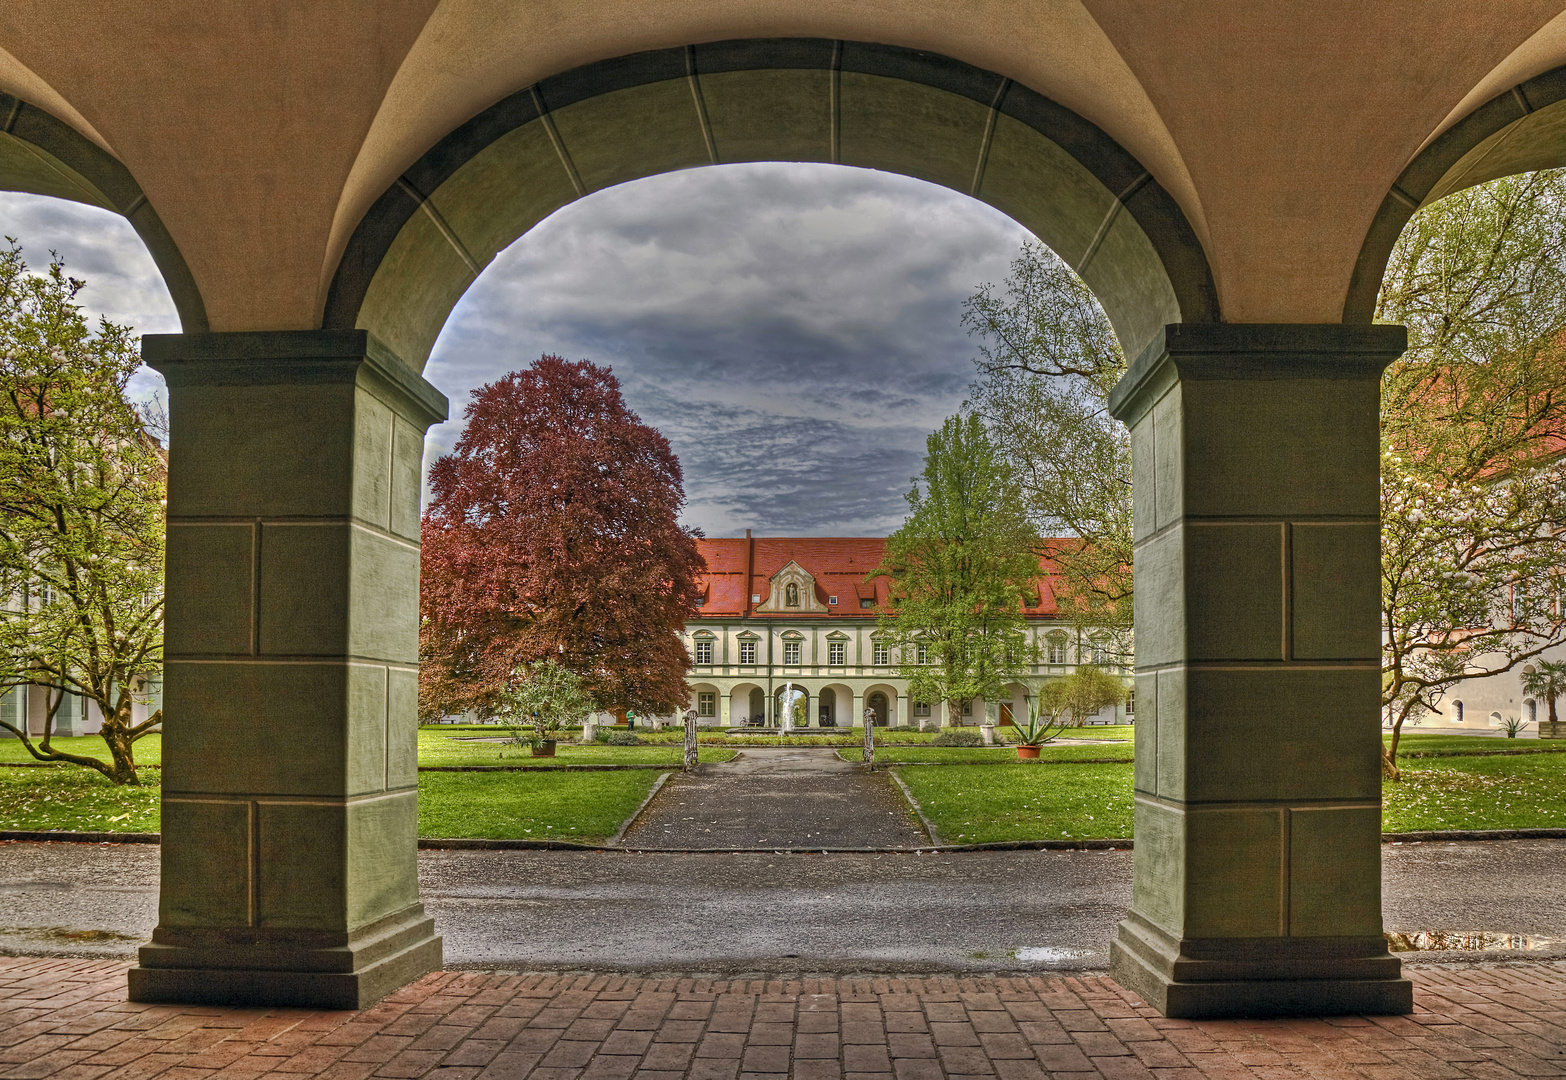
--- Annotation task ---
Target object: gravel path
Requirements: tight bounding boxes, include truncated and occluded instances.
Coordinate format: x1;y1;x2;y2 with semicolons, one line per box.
618;747;929;850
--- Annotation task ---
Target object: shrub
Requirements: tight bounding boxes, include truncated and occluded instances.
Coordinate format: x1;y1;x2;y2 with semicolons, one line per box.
931;730;984;747
600;730;641;746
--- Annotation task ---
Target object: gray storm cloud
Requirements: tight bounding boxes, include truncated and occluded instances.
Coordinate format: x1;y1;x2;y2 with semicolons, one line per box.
2;161;1028;536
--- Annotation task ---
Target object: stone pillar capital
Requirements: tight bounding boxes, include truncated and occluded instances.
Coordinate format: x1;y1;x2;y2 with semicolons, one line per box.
1108;323;1406;427
144;329;448;431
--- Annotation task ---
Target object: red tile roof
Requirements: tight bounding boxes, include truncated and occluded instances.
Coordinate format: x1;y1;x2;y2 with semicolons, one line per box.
693;535;1064;619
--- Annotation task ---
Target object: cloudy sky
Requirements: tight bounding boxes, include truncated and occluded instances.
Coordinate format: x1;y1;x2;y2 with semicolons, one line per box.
0;162;1028;536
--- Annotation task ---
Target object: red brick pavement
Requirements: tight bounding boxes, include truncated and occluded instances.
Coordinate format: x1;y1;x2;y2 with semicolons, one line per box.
3;958;1566;1079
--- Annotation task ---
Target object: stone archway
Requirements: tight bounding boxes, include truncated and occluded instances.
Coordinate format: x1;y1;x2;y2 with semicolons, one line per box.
323;39;1218;371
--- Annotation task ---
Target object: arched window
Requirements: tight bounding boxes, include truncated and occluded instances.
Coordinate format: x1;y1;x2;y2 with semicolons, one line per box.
785;582;799;607
1527;699;1538;723
1452;700;1464;723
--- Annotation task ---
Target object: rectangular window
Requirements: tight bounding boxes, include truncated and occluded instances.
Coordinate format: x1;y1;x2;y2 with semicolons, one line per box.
829;595;838;605
962;699;973;716
697;691;716;717
694;641;713;665
913;701;931;718
1048;639;1067;664
784;641;801;665
0;686;23;733
872;642;889;666
916;644;929;665
860;597;875;609
1125;689;1135;715
828;642;846;665
739;641;757;665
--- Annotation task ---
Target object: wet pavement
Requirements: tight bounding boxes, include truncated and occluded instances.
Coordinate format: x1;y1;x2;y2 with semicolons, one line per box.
619;748;929;850
4;838;1566;975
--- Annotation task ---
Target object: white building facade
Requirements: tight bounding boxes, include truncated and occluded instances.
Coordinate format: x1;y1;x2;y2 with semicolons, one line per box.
680;533;1130;728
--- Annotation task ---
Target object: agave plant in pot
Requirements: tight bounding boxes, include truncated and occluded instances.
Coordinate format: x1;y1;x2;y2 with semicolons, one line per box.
498;659;595;758
1015;666;1128;760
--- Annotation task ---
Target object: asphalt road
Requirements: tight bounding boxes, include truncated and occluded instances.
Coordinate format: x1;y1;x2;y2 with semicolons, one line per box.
2;838;1565;975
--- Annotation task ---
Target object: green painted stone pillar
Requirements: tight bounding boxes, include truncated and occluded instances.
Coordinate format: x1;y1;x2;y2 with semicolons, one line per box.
1106;324;1412;1019
128;330;446;1009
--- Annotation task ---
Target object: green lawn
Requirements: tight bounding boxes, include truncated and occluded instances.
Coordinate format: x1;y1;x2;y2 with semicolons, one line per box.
417;770;662;842
1387;732;1566;756
0;733;162;766
8;724;1566;841
1383;751;1566;832
894;762;1136;843
842;742;1132;765
0;765;160;832
417;731;736;767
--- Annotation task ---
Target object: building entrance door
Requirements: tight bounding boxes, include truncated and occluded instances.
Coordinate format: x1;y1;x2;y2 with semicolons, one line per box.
867;692;888;727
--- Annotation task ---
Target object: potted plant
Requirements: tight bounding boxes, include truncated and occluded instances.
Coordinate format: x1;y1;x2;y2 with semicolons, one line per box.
1015;666;1128;760
497;660;595;758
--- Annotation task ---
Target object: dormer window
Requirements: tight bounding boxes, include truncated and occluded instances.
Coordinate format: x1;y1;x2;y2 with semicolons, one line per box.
829;595;838;605
785;583;800;607
859;598;874;609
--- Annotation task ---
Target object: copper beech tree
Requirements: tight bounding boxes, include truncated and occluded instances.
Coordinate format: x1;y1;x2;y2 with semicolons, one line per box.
419;356;704;721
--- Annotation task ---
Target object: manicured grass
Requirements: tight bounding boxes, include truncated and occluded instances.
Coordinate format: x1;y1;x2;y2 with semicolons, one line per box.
0;733;161;766
417;769;663;842
841;743;1133;765
894;762;1135;843
1387;732;1566;757
417;732;736;767
1383;752;1566;832
0;765;160;832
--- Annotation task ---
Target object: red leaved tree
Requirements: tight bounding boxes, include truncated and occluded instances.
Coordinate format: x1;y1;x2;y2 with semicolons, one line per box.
420;356;705;720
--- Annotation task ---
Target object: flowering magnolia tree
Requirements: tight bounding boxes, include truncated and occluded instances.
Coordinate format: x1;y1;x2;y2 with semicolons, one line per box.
0;241;165;784
419;355;704;721
1378;170;1566;778
1380;452;1566;776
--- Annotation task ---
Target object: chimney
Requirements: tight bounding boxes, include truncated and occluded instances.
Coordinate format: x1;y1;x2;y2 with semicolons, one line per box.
743;529;754;618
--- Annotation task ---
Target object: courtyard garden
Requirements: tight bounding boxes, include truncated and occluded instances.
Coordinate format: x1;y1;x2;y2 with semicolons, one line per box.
2;727;1566;844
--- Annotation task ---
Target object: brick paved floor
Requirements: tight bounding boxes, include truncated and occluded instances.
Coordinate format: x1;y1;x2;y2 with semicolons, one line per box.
4;958;1566;1079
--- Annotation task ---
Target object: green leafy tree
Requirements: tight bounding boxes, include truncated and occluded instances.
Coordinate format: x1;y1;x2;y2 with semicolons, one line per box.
1018;665;1128;745
962;241;1131;660
1522;659;1566;725
499;659;595;748
0;240;164;784
966;189;1566;781
871;413;1039;727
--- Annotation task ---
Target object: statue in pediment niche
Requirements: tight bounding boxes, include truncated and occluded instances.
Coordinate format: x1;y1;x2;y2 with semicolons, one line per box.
785;582;799;607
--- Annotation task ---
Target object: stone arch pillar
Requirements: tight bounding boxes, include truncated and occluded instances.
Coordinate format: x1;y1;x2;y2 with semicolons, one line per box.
1106;324;1412;1017
128;330;446;1009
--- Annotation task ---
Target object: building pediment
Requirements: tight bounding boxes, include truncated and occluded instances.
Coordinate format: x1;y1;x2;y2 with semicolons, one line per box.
757;559;828;613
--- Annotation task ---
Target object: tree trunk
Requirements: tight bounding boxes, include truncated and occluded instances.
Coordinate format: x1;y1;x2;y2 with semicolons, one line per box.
1551;694;1559;725
94;692;143;785
1381;705;1413;782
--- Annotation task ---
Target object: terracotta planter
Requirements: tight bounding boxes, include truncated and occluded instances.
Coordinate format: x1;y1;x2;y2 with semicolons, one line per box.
1016;745;1041;760
530;741;557;758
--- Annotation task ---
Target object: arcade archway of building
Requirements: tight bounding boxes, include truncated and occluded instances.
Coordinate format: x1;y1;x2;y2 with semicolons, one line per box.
9;30;1566;1020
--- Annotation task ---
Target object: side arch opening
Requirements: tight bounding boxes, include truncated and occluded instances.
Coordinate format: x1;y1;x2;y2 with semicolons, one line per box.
1348;63;1566;321
0;93;207;332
